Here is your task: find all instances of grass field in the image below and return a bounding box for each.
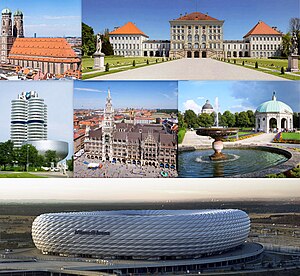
[221,58,300,80]
[178,129,186,144]
[0,172,47,178]
[282,132,300,141]
[82,56,163,73]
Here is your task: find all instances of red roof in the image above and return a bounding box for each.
[109,22,148,37]
[244,21,282,37]
[175,12,218,21]
[9,38,80,63]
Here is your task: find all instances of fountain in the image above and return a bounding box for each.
[196,97,238,161]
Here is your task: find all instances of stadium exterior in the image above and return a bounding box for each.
[32,209,250,259]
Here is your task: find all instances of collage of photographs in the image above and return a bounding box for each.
[0,0,299,275]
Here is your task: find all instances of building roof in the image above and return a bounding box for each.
[109,22,148,37]
[175,12,218,21]
[8,38,80,63]
[256,93,293,114]
[14,10,23,16]
[2,8,11,14]
[202,100,213,110]
[244,21,282,37]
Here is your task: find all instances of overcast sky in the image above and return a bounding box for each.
[0,81,74,159]
[74,80,178,109]
[179,81,300,114]
[1,0,81,37]
[0,178,299,202]
[83,0,298,40]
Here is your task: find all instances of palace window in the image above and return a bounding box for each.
[188,34,192,41]
[195,34,199,41]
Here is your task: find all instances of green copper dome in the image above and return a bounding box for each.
[14,10,23,16]
[256,93,293,114]
[2,8,12,14]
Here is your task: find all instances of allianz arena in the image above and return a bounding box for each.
[32,210,250,259]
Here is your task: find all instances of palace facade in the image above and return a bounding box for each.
[108,12,283,59]
[84,90,177,169]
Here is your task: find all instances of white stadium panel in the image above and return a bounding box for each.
[32,210,250,258]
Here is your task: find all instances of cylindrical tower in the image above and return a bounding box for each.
[13,10,24,38]
[11,98,27,148]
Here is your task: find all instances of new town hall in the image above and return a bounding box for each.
[1,8,80,75]
[84,90,177,169]
[109,12,282,59]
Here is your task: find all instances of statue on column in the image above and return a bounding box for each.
[96,33,102,53]
[291,32,298,55]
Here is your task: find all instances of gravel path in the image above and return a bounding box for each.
[92,58,288,80]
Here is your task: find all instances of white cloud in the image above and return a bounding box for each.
[75,88,106,93]
[183,100,202,114]
[197,96,205,100]
[43,15,81,20]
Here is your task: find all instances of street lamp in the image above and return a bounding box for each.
[26,145,29,172]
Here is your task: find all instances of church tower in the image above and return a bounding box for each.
[13,10,24,38]
[102,88,115,161]
[1,8,13,62]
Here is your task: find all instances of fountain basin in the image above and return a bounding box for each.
[178,146,291,178]
[196,128,239,160]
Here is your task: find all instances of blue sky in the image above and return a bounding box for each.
[179,81,300,114]
[1,0,81,37]
[83,0,298,40]
[0,81,74,159]
[74,81,178,109]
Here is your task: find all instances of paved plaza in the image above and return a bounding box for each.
[74,155,178,178]
[92,58,288,80]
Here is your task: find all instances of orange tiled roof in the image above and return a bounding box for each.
[109,22,148,37]
[244,21,282,37]
[8,38,80,63]
[175,12,218,21]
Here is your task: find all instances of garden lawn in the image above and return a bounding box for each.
[282,132,300,141]
[0,172,47,178]
[178,129,186,144]
[82,56,161,73]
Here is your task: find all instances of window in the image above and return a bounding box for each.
[188,34,192,41]
[195,34,199,41]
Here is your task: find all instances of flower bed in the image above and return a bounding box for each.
[223,132,262,142]
[273,132,300,144]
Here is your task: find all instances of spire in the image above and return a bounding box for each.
[272,91,276,101]
[107,88,111,99]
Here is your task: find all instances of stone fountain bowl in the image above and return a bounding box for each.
[196,128,239,139]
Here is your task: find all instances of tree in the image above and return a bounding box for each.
[82,22,96,56]
[246,110,255,127]
[237,111,250,128]
[101,30,114,56]
[293,112,300,129]
[184,110,198,129]
[221,110,236,127]
[0,140,14,170]
[198,113,214,127]
[282,32,292,57]
[67,157,74,172]
[178,112,186,129]
[45,150,59,167]
[17,145,39,171]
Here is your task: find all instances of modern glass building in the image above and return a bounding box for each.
[11,91,47,148]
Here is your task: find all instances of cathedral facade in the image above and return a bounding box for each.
[1,8,80,76]
[84,90,177,169]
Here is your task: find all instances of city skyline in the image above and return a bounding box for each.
[74,81,178,109]
[0,81,74,160]
[1,0,81,37]
[83,0,298,40]
[179,81,300,114]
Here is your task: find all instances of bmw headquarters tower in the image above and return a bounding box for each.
[11,91,47,148]
[32,209,252,259]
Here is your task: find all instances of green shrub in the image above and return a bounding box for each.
[132,60,136,67]
[234,59,236,64]
[156,59,158,63]
[255,61,258,68]
[281,67,285,74]
[242,61,245,66]
[146,59,149,65]
[105,63,109,72]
